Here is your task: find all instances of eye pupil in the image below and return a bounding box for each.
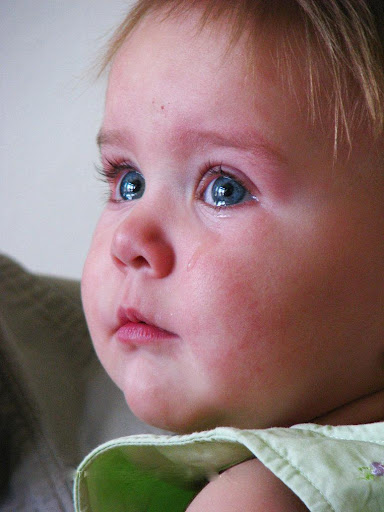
[217,182,234,198]
[120,170,145,201]
[127,179,140,193]
[211,176,246,206]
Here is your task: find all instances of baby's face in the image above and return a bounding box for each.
[82,10,384,431]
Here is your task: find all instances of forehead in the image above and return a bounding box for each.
[105,5,383,165]
[107,5,311,95]
[108,10,251,98]
[104,9,308,144]
[101,9,342,186]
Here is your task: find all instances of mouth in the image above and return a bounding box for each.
[115,307,175,346]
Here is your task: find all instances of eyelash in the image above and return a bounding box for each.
[195,160,248,195]
[197,159,259,210]
[96,157,254,207]
[96,158,136,202]
[97,157,133,183]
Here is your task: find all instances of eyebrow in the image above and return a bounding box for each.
[96,126,286,166]
[97,129,132,148]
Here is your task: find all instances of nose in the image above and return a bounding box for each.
[111,206,175,278]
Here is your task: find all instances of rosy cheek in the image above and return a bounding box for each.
[82,226,112,319]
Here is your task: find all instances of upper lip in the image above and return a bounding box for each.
[116,306,174,334]
[117,306,152,326]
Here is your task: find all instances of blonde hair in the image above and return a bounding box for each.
[100,0,384,149]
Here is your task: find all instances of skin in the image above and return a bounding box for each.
[186,459,309,512]
[82,1,384,460]
[81,9,384,510]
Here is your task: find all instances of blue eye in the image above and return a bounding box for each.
[204,175,249,207]
[119,170,145,201]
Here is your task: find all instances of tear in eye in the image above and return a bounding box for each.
[119,170,145,201]
[204,175,249,207]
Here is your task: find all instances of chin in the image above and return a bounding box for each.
[123,390,225,434]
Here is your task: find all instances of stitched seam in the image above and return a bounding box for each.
[74,436,244,511]
[290,426,384,446]
[76,431,334,512]
[76,436,243,479]
[238,434,336,512]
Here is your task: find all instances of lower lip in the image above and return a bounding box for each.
[116,322,175,345]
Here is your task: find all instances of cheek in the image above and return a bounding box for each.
[81,229,126,388]
[81,219,115,334]
[182,219,336,380]
[183,241,276,371]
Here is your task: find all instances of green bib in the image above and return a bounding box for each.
[75,423,384,511]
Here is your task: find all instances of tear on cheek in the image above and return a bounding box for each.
[187,246,204,271]
[186,238,219,272]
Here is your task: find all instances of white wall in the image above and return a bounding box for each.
[0,0,135,278]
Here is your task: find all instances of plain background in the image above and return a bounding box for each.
[1,0,135,279]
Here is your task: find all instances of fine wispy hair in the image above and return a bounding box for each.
[99,0,384,152]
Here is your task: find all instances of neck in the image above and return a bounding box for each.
[314,389,384,426]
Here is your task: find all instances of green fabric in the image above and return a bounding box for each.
[79,448,198,512]
[74,423,384,512]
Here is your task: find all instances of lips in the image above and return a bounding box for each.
[115,307,175,345]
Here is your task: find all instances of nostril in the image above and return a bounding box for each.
[131,255,150,269]
[111,253,126,272]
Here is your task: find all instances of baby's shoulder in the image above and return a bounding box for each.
[186,458,309,512]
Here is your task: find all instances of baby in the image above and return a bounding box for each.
[75,0,384,510]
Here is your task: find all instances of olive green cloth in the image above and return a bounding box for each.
[0,254,162,512]
[75,423,384,511]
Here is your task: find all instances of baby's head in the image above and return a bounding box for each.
[82,0,384,432]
